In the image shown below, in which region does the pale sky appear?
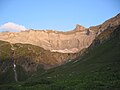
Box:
[0,0,120,31]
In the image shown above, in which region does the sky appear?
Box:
[0,0,120,31]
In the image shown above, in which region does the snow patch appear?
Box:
[51,48,78,53]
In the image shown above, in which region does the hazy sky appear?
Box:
[0,0,120,31]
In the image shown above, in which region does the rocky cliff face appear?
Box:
[0,25,95,53]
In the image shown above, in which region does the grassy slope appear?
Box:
[0,29,119,90]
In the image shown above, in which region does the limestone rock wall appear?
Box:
[0,27,95,53]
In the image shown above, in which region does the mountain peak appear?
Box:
[74,24,85,31]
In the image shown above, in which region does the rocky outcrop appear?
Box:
[85,13,120,50]
[74,24,85,31]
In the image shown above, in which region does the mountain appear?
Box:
[19,14,120,90]
[0,14,120,54]
[0,13,120,89]
[0,24,95,53]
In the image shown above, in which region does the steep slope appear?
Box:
[0,41,80,84]
[8,20,120,89]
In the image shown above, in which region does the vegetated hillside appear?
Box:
[0,41,80,84]
[2,25,119,90]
